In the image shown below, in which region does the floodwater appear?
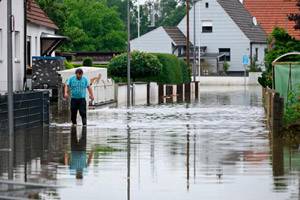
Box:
[0,86,300,200]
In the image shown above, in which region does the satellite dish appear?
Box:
[252,17,258,26]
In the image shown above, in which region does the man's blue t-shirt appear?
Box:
[66,75,90,99]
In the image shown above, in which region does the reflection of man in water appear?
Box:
[65,126,93,179]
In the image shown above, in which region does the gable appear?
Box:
[217,0,267,43]
[177,0,266,44]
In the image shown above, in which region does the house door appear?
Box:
[26,36,31,69]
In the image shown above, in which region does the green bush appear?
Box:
[93,64,108,68]
[108,51,191,84]
[258,71,272,88]
[153,53,191,84]
[83,57,93,66]
[108,51,162,82]
[284,88,300,126]
[64,60,74,69]
[179,59,191,83]
[223,62,230,74]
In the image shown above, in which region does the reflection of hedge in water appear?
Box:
[108,51,191,84]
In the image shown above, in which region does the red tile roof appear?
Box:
[244,0,300,40]
[27,0,58,30]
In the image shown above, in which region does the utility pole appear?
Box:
[193,0,196,82]
[186,0,190,70]
[7,0,14,180]
[127,0,131,108]
[137,0,141,37]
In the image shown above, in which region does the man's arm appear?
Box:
[64,84,69,99]
[88,86,94,101]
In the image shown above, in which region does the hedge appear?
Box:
[152,53,191,84]
[108,51,191,84]
[108,51,162,81]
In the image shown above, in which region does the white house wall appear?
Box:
[0,0,25,92]
[27,23,56,60]
[131,27,173,53]
[252,43,266,66]
[178,0,259,72]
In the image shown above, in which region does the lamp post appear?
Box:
[193,0,201,82]
[193,0,196,82]
[186,0,190,70]
[7,0,14,181]
[127,0,131,108]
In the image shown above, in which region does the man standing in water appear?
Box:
[64,68,94,126]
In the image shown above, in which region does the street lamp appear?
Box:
[7,0,14,181]
[193,0,201,82]
[127,0,131,108]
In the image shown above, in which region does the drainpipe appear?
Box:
[23,0,27,90]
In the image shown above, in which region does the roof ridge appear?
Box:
[217,0,267,43]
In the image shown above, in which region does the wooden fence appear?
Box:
[262,87,284,137]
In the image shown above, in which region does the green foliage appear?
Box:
[36,0,126,52]
[179,59,191,83]
[83,57,93,67]
[248,56,262,72]
[108,51,162,81]
[259,27,300,88]
[223,62,230,74]
[93,64,108,68]
[108,51,191,84]
[64,60,74,69]
[153,53,191,84]
[94,145,122,153]
[265,27,300,71]
[73,63,82,68]
[258,71,272,88]
[157,0,187,27]
[284,88,300,126]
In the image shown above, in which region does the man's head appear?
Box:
[75,68,83,80]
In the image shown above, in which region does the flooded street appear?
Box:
[1,86,300,200]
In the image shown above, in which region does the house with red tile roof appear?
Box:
[243,0,300,40]
[26,0,67,67]
[0,0,66,92]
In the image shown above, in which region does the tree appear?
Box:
[288,0,300,30]
[156,0,186,27]
[36,0,127,52]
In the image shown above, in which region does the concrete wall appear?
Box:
[131,27,173,53]
[0,0,25,92]
[177,0,267,72]
[197,74,261,86]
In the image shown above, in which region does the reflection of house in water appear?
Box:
[0,126,70,197]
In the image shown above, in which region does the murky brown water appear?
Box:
[0,86,300,200]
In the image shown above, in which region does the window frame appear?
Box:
[219,48,231,62]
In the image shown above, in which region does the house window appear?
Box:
[202,21,213,33]
[14,31,20,62]
[219,48,231,61]
[255,48,258,61]
[205,2,209,8]
[0,29,2,61]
